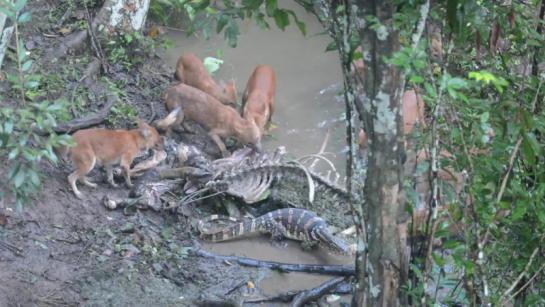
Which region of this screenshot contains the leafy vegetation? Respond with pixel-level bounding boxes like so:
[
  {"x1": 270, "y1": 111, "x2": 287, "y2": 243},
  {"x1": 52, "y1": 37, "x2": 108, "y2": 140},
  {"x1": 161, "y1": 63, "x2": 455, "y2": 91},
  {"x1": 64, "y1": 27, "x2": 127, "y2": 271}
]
[{"x1": 0, "y1": 0, "x2": 72, "y2": 210}]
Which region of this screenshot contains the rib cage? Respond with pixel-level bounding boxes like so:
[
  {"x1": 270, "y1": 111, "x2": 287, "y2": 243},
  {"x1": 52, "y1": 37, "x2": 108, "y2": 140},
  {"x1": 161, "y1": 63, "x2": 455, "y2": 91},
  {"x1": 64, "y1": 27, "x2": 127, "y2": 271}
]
[{"x1": 199, "y1": 147, "x2": 355, "y2": 229}]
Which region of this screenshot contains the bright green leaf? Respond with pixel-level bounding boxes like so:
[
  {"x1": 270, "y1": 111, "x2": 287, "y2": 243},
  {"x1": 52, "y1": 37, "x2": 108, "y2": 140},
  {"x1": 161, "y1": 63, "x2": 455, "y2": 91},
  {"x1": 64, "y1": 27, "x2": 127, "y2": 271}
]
[{"x1": 17, "y1": 11, "x2": 31, "y2": 23}]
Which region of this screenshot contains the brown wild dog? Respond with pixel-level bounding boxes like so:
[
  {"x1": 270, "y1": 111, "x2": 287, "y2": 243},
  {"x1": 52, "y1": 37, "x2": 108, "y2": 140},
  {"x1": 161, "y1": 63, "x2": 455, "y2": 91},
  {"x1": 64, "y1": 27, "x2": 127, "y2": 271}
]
[
  {"x1": 241, "y1": 65, "x2": 276, "y2": 135},
  {"x1": 359, "y1": 89, "x2": 427, "y2": 150},
  {"x1": 175, "y1": 53, "x2": 237, "y2": 106},
  {"x1": 64, "y1": 120, "x2": 163, "y2": 199},
  {"x1": 158, "y1": 83, "x2": 261, "y2": 157}
]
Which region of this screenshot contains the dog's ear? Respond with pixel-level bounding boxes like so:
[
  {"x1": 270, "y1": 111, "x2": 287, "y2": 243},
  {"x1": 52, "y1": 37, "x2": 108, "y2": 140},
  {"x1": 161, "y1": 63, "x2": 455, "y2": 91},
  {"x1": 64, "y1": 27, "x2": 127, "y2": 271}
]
[{"x1": 138, "y1": 119, "x2": 151, "y2": 139}]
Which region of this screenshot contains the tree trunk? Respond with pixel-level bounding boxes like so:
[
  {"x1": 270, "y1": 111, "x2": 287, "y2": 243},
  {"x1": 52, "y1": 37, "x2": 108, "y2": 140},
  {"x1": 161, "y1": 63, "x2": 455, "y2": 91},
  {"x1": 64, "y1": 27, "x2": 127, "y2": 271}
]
[{"x1": 353, "y1": 0, "x2": 409, "y2": 305}]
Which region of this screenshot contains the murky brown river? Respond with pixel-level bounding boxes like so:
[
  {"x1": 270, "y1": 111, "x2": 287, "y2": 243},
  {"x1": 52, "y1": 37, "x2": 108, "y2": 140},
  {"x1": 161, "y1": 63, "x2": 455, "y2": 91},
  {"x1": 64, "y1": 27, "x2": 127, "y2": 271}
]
[
  {"x1": 162, "y1": 2, "x2": 352, "y2": 304},
  {"x1": 162, "y1": 3, "x2": 347, "y2": 175}
]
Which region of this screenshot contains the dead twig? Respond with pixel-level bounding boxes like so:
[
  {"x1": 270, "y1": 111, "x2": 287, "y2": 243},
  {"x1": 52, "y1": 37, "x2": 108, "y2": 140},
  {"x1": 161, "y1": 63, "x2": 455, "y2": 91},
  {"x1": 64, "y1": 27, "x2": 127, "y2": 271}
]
[
  {"x1": 84, "y1": 4, "x2": 108, "y2": 73},
  {"x1": 0, "y1": 239, "x2": 23, "y2": 256},
  {"x1": 244, "y1": 281, "x2": 352, "y2": 303},
  {"x1": 191, "y1": 247, "x2": 355, "y2": 276},
  {"x1": 499, "y1": 237, "x2": 544, "y2": 304}
]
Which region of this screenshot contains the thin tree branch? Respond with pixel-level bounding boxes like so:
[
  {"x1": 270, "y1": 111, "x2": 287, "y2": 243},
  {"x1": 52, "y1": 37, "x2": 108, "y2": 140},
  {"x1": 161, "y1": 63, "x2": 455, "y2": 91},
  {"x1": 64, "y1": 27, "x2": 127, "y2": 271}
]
[{"x1": 499, "y1": 239, "x2": 542, "y2": 304}]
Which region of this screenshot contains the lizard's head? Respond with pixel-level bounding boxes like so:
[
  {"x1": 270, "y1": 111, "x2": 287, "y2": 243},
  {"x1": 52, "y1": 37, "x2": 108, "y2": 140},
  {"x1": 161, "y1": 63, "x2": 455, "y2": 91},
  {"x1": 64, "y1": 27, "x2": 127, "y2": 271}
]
[{"x1": 314, "y1": 227, "x2": 351, "y2": 255}]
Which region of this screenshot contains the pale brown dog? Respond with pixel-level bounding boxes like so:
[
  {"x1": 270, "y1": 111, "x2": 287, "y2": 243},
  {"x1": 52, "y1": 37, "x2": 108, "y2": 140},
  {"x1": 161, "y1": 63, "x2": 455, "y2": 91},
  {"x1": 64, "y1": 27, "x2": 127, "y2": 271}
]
[
  {"x1": 65, "y1": 120, "x2": 163, "y2": 199},
  {"x1": 157, "y1": 83, "x2": 261, "y2": 157},
  {"x1": 241, "y1": 65, "x2": 276, "y2": 135},
  {"x1": 175, "y1": 53, "x2": 237, "y2": 106}
]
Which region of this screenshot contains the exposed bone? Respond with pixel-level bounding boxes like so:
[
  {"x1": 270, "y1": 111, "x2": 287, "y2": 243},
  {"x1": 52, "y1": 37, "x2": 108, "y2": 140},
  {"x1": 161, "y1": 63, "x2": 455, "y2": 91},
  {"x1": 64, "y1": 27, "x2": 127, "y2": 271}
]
[
  {"x1": 338, "y1": 225, "x2": 356, "y2": 236},
  {"x1": 288, "y1": 160, "x2": 315, "y2": 204},
  {"x1": 130, "y1": 149, "x2": 167, "y2": 175},
  {"x1": 159, "y1": 167, "x2": 211, "y2": 179}
]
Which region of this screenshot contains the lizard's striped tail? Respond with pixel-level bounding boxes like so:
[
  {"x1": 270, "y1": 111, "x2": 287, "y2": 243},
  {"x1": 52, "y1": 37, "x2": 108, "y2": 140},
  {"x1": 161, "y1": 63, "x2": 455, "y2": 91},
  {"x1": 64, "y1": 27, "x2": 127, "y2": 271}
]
[{"x1": 198, "y1": 214, "x2": 244, "y2": 242}]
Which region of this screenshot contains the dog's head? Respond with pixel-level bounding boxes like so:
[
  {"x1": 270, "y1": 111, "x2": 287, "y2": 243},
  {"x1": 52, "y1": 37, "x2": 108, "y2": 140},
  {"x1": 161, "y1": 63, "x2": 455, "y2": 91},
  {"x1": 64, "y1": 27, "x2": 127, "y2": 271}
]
[{"x1": 138, "y1": 119, "x2": 164, "y2": 150}]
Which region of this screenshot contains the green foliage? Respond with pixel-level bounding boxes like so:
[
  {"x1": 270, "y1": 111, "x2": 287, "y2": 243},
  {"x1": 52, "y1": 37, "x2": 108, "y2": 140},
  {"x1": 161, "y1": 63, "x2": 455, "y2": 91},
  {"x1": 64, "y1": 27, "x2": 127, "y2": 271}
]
[
  {"x1": 104, "y1": 31, "x2": 155, "y2": 68},
  {"x1": 0, "y1": 0, "x2": 73, "y2": 210},
  {"x1": 103, "y1": 79, "x2": 138, "y2": 127},
  {"x1": 149, "y1": 0, "x2": 306, "y2": 47},
  {"x1": 387, "y1": 0, "x2": 545, "y2": 303}
]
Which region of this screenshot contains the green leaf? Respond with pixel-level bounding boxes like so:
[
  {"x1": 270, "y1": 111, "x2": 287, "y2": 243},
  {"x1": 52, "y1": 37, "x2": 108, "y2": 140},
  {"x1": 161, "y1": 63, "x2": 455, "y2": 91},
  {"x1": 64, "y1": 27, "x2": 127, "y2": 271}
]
[
  {"x1": 193, "y1": 0, "x2": 210, "y2": 11},
  {"x1": 522, "y1": 132, "x2": 539, "y2": 166},
  {"x1": 13, "y1": 167, "x2": 25, "y2": 188},
  {"x1": 17, "y1": 11, "x2": 31, "y2": 23},
  {"x1": 273, "y1": 9, "x2": 289, "y2": 31},
  {"x1": 4, "y1": 121, "x2": 13, "y2": 134},
  {"x1": 18, "y1": 45, "x2": 27, "y2": 62},
  {"x1": 432, "y1": 252, "x2": 446, "y2": 266},
  {"x1": 286, "y1": 9, "x2": 306, "y2": 36},
  {"x1": 8, "y1": 163, "x2": 20, "y2": 180},
  {"x1": 216, "y1": 15, "x2": 229, "y2": 34},
  {"x1": 409, "y1": 75, "x2": 424, "y2": 84},
  {"x1": 0, "y1": 7, "x2": 16, "y2": 20},
  {"x1": 512, "y1": 201, "x2": 528, "y2": 220},
  {"x1": 14, "y1": 0, "x2": 27, "y2": 11},
  {"x1": 224, "y1": 21, "x2": 240, "y2": 48},
  {"x1": 21, "y1": 59, "x2": 33, "y2": 72},
  {"x1": 242, "y1": 0, "x2": 263, "y2": 9},
  {"x1": 24, "y1": 81, "x2": 39, "y2": 89},
  {"x1": 325, "y1": 41, "x2": 337, "y2": 52},
  {"x1": 295, "y1": 19, "x2": 306, "y2": 36},
  {"x1": 537, "y1": 208, "x2": 545, "y2": 225},
  {"x1": 8, "y1": 147, "x2": 19, "y2": 160},
  {"x1": 255, "y1": 12, "x2": 269, "y2": 30},
  {"x1": 265, "y1": 0, "x2": 277, "y2": 17},
  {"x1": 447, "y1": 77, "x2": 467, "y2": 89},
  {"x1": 29, "y1": 169, "x2": 40, "y2": 187}
]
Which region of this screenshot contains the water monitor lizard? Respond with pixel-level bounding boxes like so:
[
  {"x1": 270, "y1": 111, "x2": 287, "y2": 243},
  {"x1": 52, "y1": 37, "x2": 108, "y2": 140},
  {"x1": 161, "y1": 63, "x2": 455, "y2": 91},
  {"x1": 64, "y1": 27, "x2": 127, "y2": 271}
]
[{"x1": 198, "y1": 208, "x2": 351, "y2": 254}]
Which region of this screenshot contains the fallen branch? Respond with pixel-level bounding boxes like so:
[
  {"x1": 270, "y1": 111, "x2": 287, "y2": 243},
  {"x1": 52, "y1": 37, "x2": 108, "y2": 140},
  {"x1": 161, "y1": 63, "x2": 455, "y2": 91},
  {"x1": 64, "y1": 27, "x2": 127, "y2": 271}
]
[
  {"x1": 0, "y1": 239, "x2": 23, "y2": 256},
  {"x1": 52, "y1": 92, "x2": 115, "y2": 134},
  {"x1": 244, "y1": 280, "x2": 352, "y2": 303},
  {"x1": 191, "y1": 248, "x2": 355, "y2": 276},
  {"x1": 291, "y1": 276, "x2": 346, "y2": 307}
]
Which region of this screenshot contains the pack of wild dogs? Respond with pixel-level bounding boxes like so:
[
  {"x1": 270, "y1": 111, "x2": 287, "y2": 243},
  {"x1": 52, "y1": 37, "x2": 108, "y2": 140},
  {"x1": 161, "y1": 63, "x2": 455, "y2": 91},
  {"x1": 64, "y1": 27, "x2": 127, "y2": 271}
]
[{"x1": 59, "y1": 52, "x2": 276, "y2": 199}]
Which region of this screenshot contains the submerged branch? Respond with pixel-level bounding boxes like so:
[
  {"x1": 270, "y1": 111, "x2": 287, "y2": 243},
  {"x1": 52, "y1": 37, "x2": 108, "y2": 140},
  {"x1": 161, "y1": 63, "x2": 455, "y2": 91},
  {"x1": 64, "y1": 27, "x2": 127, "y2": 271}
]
[
  {"x1": 291, "y1": 276, "x2": 346, "y2": 307},
  {"x1": 191, "y1": 248, "x2": 355, "y2": 276},
  {"x1": 244, "y1": 281, "x2": 352, "y2": 303}
]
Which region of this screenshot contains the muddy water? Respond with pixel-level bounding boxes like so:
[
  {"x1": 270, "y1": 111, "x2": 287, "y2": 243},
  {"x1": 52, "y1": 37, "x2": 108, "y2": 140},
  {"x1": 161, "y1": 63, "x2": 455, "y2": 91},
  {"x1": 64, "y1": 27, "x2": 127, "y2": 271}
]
[
  {"x1": 203, "y1": 238, "x2": 352, "y2": 304},
  {"x1": 162, "y1": 3, "x2": 347, "y2": 176},
  {"x1": 163, "y1": 3, "x2": 352, "y2": 304}
]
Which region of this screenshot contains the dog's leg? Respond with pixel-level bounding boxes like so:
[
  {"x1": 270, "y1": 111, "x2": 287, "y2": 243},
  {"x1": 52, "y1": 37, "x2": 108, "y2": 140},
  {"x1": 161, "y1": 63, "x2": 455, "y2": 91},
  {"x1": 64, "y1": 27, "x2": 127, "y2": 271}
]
[
  {"x1": 105, "y1": 165, "x2": 118, "y2": 187},
  {"x1": 120, "y1": 155, "x2": 134, "y2": 188},
  {"x1": 69, "y1": 154, "x2": 95, "y2": 199},
  {"x1": 68, "y1": 172, "x2": 83, "y2": 199},
  {"x1": 81, "y1": 176, "x2": 98, "y2": 188},
  {"x1": 208, "y1": 132, "x2": 229, "y2": 157}
]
